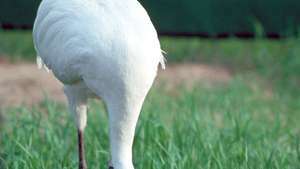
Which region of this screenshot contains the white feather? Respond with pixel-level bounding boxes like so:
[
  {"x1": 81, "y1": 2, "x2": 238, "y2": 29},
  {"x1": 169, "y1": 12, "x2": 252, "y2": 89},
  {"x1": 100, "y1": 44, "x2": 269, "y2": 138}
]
[
  {"x1": 36, "y1": 56, "x2": 43, "y2": 69},
  {"x1": 36, "y1": 56, "x2": 50, "y2": 72},
  {"x1": 33, "y1": 0, "x2": 165, "y2": 169}
]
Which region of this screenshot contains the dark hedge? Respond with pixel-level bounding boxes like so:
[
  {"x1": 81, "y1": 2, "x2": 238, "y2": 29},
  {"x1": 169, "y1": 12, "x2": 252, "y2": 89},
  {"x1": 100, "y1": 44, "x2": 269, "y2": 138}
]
[{"x1": 0, "y1": 0, "x2": 299, "y2": 37}]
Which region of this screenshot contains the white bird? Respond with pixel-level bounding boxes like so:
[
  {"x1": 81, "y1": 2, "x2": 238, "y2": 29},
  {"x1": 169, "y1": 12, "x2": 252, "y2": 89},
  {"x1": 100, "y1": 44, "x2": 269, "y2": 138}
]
[{"x1": 32, "y1": 0, "x2": 165, "y2": 169}]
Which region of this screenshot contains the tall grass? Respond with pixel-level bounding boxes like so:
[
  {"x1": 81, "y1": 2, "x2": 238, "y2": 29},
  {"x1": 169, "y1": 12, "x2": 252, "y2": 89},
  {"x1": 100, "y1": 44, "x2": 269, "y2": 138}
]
[{"x1": 1, "y1": 77, "x2": 300, "y2": 169}]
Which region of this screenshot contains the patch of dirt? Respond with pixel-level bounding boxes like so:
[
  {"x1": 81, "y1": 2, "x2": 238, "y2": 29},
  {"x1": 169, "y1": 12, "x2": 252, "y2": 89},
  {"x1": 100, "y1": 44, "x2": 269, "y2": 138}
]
[
  {"x1": 157, "y1": 63, "x2": 232, "y2": 89},
  {"x1": 0, "y1": 63, "x2": 64, "y2": 107},
  {"x1": 0, "y1": 63, "x2": 231, "y2": 107}
]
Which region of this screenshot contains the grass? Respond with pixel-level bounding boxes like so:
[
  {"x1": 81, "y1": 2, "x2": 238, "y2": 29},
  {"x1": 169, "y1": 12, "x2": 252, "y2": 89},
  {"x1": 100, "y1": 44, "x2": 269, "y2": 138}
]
[
  {"x1": 1, "y1": 77, "x2": 300, "y2": 169},
  {"x1": 0, "y1": 31, "x2": 35, "y2": 61},
  {"x1": 0, "y1": 30, "x2": 300, "y2": 168}
]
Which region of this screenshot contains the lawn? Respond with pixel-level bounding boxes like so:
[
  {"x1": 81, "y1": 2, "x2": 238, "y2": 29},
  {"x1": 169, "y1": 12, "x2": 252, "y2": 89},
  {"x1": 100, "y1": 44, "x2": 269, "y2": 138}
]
[{"x1": 0, "y1": 31, "x2": 300, "y2": 169}]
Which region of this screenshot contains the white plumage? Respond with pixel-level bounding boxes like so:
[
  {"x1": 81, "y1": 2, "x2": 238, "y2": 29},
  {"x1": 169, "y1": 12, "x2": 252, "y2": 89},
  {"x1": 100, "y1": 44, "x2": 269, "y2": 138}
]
[{"x1": 33, "y1": 0, "x2": 165, "y2": 169}]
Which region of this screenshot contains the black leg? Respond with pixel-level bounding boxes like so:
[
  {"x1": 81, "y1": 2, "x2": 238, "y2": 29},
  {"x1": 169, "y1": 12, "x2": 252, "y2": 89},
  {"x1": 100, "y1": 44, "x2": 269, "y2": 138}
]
[
  {"x1": 108, "y1": 160, "x2": 114, "y2": 169},
  {"x1": 78, "y1": 129, "x2": 87, "y2": 169}
]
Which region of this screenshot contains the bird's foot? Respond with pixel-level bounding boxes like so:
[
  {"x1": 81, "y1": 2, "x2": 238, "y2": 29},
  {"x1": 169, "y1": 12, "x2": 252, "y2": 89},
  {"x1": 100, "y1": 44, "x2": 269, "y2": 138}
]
[{"x1": 108, "y1": 160, "x2": 114, "y2": 169}]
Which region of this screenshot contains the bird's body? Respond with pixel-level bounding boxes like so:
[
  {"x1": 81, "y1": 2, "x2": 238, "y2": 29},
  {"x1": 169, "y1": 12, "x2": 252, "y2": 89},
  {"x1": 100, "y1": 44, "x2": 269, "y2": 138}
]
[{"x1": 33, "y1": 0, "x2": 165, "y2": 169}]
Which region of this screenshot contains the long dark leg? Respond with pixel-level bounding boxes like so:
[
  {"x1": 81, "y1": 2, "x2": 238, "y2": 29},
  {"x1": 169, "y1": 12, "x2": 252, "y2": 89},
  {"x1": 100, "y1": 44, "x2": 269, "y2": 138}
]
[
  {"x1": 78, "y1": 129, "x2": 87, "y2": 169},
  {"x1": 64, "y1": 85, "x2": 88, "y2": 169}
]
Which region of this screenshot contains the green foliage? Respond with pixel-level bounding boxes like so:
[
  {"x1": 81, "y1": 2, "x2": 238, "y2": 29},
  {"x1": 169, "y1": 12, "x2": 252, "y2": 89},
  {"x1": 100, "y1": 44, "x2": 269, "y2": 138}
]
[
  {"x1": 141, "y1": 0, "x2": 253, "y2": 35},
  {"x1": 1, "y1": 0, "x2": 300, "y2": 36},
  {"x1": 142, "y1": 0, "x2": 300, "y2": 36},
  {"x1": 0, "y1": 0, "x2": 39, "y2": 26},
  {"x1": 1, "y1": 77, "x2": 300, "y2": 169}
]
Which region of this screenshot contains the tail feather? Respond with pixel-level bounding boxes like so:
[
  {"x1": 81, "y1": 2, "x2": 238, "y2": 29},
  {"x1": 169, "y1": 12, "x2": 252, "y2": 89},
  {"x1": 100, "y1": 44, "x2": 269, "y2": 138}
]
[
  {"x1": 160, "y1": 50, "x2": 167, "y2": 70},
  {"x1": 36, "y1": 56, "x2": 50, "y2": 72}
]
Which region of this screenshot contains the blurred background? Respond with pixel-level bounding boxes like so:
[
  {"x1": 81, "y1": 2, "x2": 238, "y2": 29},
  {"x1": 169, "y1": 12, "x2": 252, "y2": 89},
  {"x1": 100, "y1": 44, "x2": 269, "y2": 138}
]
[
  {"x1": 1, "y1": 0, "x2": 300, "y2": 37},
  {"x1": 0, "y1": 0, "x2": 300, "y2": 169}
]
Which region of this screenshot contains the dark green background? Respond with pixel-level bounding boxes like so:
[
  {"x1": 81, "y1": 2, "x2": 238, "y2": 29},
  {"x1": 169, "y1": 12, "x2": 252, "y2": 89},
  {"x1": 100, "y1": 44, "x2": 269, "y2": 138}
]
[{"x1": 0, "y1": 0, "x2": 299, "y2": 37}]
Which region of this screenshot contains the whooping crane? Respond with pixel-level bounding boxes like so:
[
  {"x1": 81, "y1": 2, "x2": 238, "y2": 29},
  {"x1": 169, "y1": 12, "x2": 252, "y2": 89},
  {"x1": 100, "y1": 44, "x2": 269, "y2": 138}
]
[{"x1": 33, "y1": 0, "x2": 165, "y2": 169}]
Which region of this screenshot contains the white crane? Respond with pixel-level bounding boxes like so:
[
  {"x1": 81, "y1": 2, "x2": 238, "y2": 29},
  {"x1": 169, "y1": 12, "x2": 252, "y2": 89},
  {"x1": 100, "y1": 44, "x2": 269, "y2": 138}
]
[{"x1": 33, "y1": 0, "x2": 165, "y2": 169}]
